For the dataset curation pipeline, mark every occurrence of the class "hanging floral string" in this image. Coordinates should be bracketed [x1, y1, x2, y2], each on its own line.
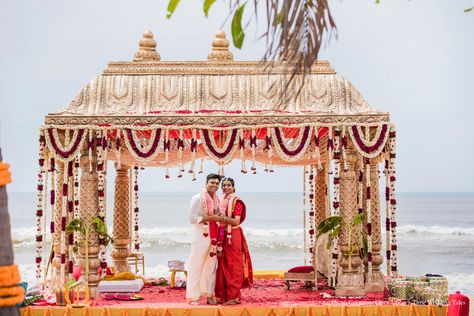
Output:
[308, 164, 316, 266]
[384, 150, 391, 276]
[327, 126, 334, 163]
[35, 132, 46, 282]
[265, 128, 274, 172]
[239, 129, 247, 174]
[189, 129, 198, 181]
[65, 160, 74, 280]
[87, 129, 94, 173]
[97, 130, 107, 270]
[330, 127, 341, 287]
[313, 127, 323, 170]
[357, 157, 365, 262]
[341, 127, 348, 171]
[251, 129, 257, 174]
[388, 127, 398, 277]
[365, 157, 373, 280]
[60, 161, 70, 282]
[115, 129, 122, 169]
[73, 156, 80, 218]
[133, 166, 140, 252]
[177, 129, 185, 178]
[303, 165, 307, 266]
[49, 157, 56, 266]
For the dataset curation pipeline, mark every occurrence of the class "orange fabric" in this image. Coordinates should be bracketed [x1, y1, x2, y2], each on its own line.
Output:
[0, 162, 12, 186]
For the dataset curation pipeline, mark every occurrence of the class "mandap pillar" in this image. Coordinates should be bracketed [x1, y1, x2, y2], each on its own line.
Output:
[111, 164, 131, 273]
[314, 163, 331, 277]
[336, 144, 365, 296]
[365, 160, 385, 292]
[78, 149, 101, 297]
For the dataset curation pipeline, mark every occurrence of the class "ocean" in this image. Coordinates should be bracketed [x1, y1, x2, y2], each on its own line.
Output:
[7, 191, 474, 296]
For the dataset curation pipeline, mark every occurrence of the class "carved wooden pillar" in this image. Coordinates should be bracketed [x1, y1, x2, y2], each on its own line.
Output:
[78, 149, 100, 297]
[315, 163, 329, 226]
[111, 165, 131, 273]
[52, 162, 64, 284]
[336, 144, 365, 296]
[365, 160, 385, 292]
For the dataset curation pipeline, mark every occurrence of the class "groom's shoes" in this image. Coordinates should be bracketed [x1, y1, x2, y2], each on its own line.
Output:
[188, 300, 200, 306]
[206, 297, 217, 305]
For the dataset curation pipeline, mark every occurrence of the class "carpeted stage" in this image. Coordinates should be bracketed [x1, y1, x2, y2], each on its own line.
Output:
[20, 279, 447, 316]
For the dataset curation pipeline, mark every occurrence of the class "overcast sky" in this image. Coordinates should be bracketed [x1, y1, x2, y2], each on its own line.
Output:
[0, 0, 473, 192]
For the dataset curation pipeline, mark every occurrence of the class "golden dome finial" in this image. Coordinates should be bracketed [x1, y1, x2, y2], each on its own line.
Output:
[207, 30, 233, 61]
[134, 30, 161, 62]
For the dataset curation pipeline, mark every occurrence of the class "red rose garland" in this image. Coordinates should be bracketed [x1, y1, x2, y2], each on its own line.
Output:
[133, 166, 140, 251]
[250, 129, 257, 174]
[49, 157, 56, 267]
[384, 152, 391, 276]
[188, 129, 197, 181]
[303, 165, 308, 266]
[348, 124, 389, 158]
[177, 129, 185, 178]
[35, 132, 46, 282]
[364, 157, 373, 279]
[44, 128, 86, 161]
[66, 160, 74, 278]
[239, 129, 247, 174]
[308, 164, 316, 266]
[272, 126, 313, 162]
[124, 128, 162, 162]
[201, 129, 239, 162]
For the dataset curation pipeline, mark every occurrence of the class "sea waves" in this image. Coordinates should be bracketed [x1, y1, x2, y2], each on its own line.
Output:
[11, 224, 474, 251]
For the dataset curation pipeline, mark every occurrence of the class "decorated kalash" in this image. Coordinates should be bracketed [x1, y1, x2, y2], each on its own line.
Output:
[20, 30, 452, 316]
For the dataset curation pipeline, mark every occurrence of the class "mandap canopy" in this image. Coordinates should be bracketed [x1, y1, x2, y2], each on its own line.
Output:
[34, 30, 399, 297]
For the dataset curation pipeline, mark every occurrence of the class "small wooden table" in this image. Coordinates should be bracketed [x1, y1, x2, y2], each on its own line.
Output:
[283, 271, 324, 290]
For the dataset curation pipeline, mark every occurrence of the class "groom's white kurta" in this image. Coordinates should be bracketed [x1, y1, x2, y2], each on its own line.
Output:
[186, 193, 217, 301]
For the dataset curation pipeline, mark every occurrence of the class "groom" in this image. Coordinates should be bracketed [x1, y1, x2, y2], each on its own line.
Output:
[186, 173, 222, 305]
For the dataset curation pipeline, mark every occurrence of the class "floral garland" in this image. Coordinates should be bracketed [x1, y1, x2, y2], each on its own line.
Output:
[388, 127, 398, 277]
[365, 157, 373, 280]
[313, 127, 322, 170]
[250, 129, 257, 174]
[327, 126, 334, 163]
[341, 127, 348, 171]
[60, 161, 70, 282]
[303, 166, 307, 266]
[97, 130, 107, 269]
[266, 128, 274, 172]
[115, 129, 122, 169]
[239, 130, 247, 174]
[348, 124, 389, 158]
[384, 154, 391, 276]
[123, 128, 163, 163]
[188, 129, 197, 181]
[133, 167, 140, 251]
[308, 165, 316, 266]
[201, 129, 239, 163]
[330, 128, 341, 287]
[178, 129, 186, 178]
[73, 156, 80, 219]
[66, 160, 74, 279]
[44, 128, 87, 162]
[35, 133, 46, 282]
[271, 126, 313, 162]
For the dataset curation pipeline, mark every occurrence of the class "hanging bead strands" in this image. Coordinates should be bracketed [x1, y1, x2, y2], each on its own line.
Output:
[49, 157, 56, 271]
[314, 127, 323, 171]
[60, 161, 70, 283]
[66, 160, 74, 279]
[384, 149, 391, 276]
[35, 132, 46, 282]
[330, 127, 341, 287]
[388, 127, 398, 277]
[73, 156, 80, 218]
[341, 127, 348, 172]
[133, 166, 140, 252]
[265, 127, 274, 172]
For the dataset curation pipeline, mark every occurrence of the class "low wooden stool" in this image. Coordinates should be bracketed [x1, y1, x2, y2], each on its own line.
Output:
[284, 271, 324, 290]
[169, 269, 187, 288]
[127, 252, 145, 275]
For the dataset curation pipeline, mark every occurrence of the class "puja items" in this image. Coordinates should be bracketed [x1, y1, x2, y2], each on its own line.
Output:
[168, 260, 185, 271]
[386, 275, 448, 304]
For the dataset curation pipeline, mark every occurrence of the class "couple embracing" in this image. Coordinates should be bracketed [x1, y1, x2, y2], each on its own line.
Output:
[186, 173, 253, 305]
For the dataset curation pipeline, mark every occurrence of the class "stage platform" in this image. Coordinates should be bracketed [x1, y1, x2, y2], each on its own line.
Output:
[20, 279, 448, 316]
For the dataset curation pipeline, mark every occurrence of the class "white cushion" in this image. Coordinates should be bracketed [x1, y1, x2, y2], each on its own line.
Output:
[98, 278, 144, 293]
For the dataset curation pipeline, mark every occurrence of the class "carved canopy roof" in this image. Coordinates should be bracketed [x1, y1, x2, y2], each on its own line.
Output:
[45, 30, 389, 126]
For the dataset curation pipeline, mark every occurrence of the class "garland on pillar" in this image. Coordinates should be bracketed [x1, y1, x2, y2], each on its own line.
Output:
[67, 160, 74, 279]
[303, 165, 307, 266]
[133, 166, 140, 251]
[250, 129, 257, 174]
[384, 152, 391, 276]
[35, 132, 46, 282]
[313, 127, 322, 170]
[341, 127, 348, 172]
[60, 161, 70, 282]
[49, 157, 56, 265]
[189, 129, 197, 181]
[265, 128, 274, 172]
[97, 130, 107, 269]
[115, 129, 122, 169]
[239, 129, 247, 174]
[177, 129, 185, 178]
[73, 156, 80, 219]
[308, 164, 316, 266]
[330, 127, 341, 287]
[388, 127, 398, 277]
[365, 157, 373, 280]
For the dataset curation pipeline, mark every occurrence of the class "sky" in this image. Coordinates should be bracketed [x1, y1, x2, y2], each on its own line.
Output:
[0, 0, 473, 193]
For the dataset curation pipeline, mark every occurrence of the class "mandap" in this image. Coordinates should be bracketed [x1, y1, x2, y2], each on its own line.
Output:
[33, 30, 399, 298]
